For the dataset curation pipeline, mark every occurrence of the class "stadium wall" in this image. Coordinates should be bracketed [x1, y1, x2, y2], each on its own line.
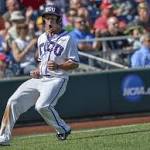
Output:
[0, 68, 150, 123]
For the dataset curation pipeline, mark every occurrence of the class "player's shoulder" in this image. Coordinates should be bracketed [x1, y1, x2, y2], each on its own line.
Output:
[38, 32, 47, 43]
[58, 30, 73, 42]
[38, 32, 47, 39]
[60, 30, 70, 38]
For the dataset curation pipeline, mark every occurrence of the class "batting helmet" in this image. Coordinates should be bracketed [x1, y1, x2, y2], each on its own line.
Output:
[42, 5, 62, 18]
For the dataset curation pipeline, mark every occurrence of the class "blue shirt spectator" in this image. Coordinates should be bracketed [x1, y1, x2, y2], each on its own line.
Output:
[70, 28, 94, 42]
[70, 16, 96, 51]
[131, 33, 150, 68]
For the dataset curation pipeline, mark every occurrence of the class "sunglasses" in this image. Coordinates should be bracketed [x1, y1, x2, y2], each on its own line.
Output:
[76, 20, 85, 24]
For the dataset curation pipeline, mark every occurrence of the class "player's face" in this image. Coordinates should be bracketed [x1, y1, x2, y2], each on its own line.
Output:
[43, 14, 58, 33]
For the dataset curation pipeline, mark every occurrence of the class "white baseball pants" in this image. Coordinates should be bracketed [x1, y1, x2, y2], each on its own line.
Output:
[0, 77, 70, 140]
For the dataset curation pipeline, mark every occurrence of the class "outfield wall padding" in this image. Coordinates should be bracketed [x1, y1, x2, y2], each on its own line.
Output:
[0, 68, 150, 123]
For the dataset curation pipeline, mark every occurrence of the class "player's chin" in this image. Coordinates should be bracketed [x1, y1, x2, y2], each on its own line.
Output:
[47, 28, 53, 33]
[47, 26, 56, 33]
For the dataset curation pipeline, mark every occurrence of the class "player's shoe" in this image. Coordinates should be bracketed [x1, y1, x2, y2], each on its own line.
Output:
[56, 129, 71, 141]
[0, 135, 10, 146]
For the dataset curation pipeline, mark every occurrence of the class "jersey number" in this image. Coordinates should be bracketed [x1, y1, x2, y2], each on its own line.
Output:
[39, 41, 64, 56]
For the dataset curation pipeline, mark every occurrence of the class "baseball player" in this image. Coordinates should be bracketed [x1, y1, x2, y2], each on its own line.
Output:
[0, 5, 79, 145]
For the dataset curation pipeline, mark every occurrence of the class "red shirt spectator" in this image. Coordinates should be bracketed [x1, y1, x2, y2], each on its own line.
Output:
[94, 0, 113, 32]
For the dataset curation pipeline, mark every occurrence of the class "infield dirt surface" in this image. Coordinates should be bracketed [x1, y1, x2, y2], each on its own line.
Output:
[12, 114, 150, 136]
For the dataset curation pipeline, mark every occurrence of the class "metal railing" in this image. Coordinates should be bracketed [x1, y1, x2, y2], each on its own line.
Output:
[79, 36, 131, 42]
[78, 35, 133, 69]
[79, 51, 128, 69]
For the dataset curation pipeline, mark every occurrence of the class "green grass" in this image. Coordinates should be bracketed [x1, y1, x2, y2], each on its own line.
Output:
[1, 123, 150, 150]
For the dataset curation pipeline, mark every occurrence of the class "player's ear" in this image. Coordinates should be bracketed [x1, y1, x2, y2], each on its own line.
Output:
[56, 17, 62, 26]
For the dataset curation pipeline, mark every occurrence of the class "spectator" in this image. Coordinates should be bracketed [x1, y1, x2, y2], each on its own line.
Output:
[27, 19, 36, 39]
[86, 0, 100, 24]
[35, 16, 44, 37]
[125, 23, 144, 51]
[105, 16, 129, 53]
[77, 6, 89, 19]
[94, 1, 113, 35]
[63, 0, 84, 28]
[70, 16, 96, 51]
[123, 23, 144, 66]
[131, 33, 150, 68]
[95, 16, 129, 52]
[64, 8, 77, 32]
[0, 15, 14, 66]
[0, 15, 7, 53]
[131, 2, 150, 32]
[94, 16, 130, 63]
[25, 7, 38, 24]
[2, 0, 20, 21]
[77, 6, 94, 33]
[7, 10, 25, 47]
[25, 7, 40, 33]
[112, 0, 137, 23]
[11, 23, 37, 75]
[69, 0, 84, 10]
[0, 53, 14, 78]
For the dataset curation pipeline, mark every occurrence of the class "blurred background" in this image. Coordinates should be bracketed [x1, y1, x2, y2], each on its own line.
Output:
[0, 0, 150, 78]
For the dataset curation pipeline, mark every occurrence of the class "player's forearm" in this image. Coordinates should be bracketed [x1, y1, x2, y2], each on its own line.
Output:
[58, 61, 79, 71]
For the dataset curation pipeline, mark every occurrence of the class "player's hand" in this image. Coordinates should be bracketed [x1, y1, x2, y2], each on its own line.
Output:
[47, 61, 58, 70]
[30, 68, 40, 78]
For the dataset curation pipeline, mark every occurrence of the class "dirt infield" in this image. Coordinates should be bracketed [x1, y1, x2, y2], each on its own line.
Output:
[12, 114, 150, 136]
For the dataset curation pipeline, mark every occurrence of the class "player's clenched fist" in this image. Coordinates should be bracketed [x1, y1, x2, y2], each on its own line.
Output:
[47, 61, 58, 70]
[30, 68, 40, 78]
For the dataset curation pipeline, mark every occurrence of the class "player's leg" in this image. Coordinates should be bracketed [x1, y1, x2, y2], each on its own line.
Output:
[35, 77, 71, 139]
[0, 78, 40, 144]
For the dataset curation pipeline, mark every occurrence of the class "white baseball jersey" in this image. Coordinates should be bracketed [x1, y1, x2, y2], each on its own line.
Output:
[38, 30, 79, 78]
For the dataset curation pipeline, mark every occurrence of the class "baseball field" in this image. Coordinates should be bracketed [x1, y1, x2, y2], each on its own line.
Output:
[0, 122, 150, 150]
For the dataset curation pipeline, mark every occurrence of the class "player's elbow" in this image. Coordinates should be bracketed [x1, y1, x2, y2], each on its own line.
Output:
[70, 63, 79, 70]
[74, 63, 79, 69]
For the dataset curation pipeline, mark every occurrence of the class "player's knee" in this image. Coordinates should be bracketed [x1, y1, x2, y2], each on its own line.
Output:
[35, 104, 42, 112]
[35, 104, 47, 113]
[6, 100, 19, 114]
[7, 100, 17, 108]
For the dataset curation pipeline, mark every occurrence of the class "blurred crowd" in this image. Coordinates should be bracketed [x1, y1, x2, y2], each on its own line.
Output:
[0, 0, 150, 79]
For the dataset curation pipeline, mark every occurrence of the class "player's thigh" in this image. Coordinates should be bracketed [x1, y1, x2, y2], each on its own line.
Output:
[8, 78, 40, 109]
[36, 77, 68, 107]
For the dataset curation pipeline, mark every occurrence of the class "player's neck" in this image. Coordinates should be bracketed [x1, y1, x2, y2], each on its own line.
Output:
[47, 32, 55, 37]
